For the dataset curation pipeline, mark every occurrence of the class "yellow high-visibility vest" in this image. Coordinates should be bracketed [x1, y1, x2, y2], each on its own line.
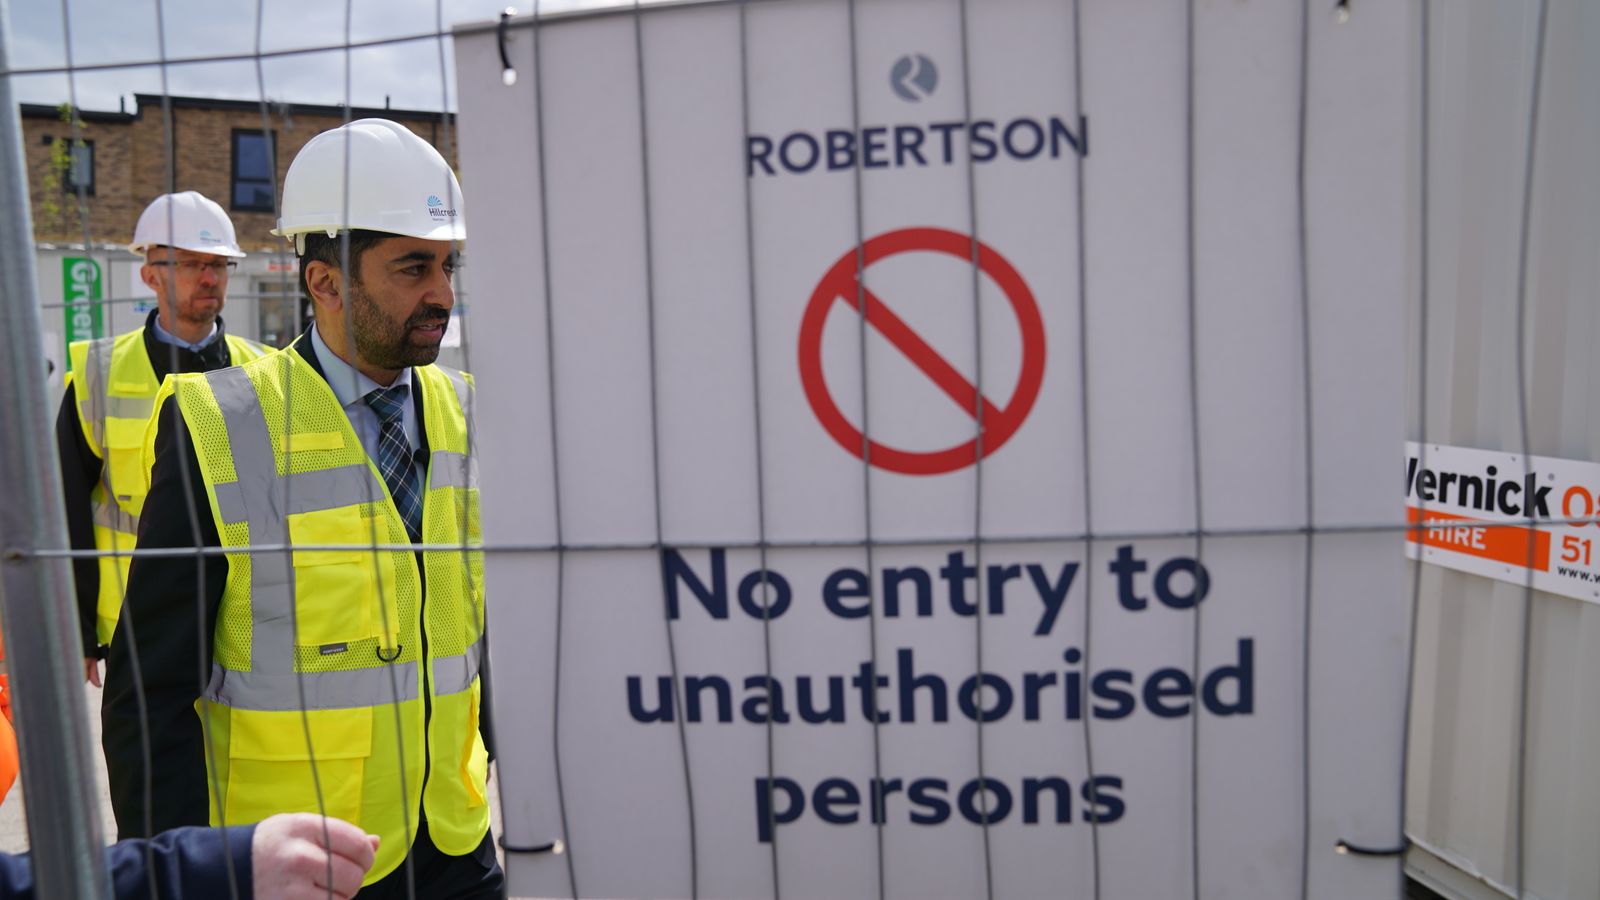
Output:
[156, 348, 488, 885]
[66, 328, 270, 645]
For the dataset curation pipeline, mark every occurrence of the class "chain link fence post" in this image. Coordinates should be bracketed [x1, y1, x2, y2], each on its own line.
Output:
[0, 0, 114, 895]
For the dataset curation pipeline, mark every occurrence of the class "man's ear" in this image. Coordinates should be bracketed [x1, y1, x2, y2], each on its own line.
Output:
[304, 260, 345, 313]
[138, 262, 162, 293]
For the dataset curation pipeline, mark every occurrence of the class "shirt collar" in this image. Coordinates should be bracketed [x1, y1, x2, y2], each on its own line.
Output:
[149, 313, 220, 352]
[310, 322, 413, 409]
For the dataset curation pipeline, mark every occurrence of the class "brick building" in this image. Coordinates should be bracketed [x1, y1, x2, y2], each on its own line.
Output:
[22, 93, 457, 250]
[21, 94, 462, 376]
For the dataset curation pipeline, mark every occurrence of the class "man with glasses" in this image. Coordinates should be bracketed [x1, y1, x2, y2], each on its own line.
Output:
[56, 191, 270, 688]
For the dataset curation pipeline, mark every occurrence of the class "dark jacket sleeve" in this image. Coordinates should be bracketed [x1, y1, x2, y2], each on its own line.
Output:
[0, 824, 254, 900]
[0, 849, 32, 899]
[479, 638, 496, 762]
[102, 395, 225, 840]
[0, 850, 32, 898]
[105, 823, 256, 900]
[56, 387, 105, 658]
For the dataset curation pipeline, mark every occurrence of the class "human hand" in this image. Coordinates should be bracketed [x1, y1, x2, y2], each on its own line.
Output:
[250, 812, 381, 900]
[84, 657, 102, 688]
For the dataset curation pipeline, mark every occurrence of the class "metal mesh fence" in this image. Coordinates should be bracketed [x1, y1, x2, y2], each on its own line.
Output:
[0, 1, 1587, 898]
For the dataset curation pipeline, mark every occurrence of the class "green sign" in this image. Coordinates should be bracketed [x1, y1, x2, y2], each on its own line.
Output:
[62, 256, 103, 368]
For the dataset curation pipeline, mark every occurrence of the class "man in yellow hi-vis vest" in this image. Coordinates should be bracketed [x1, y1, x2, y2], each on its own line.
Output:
[103, 119, 498, 898]
[57, 191, 270, 686]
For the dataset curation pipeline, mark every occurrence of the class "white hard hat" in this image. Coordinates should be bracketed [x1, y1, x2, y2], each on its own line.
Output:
[129, 191, 246, 258]
[272, 118, 465, 255]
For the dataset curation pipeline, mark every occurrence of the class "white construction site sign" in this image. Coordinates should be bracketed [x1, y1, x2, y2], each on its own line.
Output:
[1406, 441, 1600, 604]
[456, 1, 1411, 897]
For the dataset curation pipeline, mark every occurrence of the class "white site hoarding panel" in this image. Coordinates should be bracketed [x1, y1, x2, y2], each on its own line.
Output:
[455, 2, 1410, 898]
[1401, 3, 1600, 899]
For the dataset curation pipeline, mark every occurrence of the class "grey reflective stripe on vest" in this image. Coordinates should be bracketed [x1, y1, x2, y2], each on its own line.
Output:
[77, 337, 117, 450]
[92, 498, 139, 535]
[438, 366, 477, 452]
[439, 366, 471, 414]
[201, 366, 407, 711]
[212, 464, 378, 524]
[431, 636, 484, 698]
[104, 395, 155, 420]
[204, 660, 420, 711]
[428, 450, 477, 490]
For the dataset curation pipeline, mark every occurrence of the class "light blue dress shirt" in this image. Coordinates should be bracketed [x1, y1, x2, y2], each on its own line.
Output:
[309, 324, 421, 485]
[150, 315, 219, 352]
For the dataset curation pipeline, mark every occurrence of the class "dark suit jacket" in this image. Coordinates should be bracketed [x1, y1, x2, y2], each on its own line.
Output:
[0, 823, 255, 899]
[103, 333, 493, 841]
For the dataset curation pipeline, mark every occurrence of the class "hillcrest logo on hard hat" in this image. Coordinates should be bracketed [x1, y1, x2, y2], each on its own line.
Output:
[426, 194, 457, 221]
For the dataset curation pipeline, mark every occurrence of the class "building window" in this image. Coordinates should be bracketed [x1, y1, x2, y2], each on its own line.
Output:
[67, 139, 94, 194]
[232, 129, 276, 212]
[42, 135, 94, 195]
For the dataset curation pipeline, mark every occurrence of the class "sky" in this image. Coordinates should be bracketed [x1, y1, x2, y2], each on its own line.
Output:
[4, 0, 629, 114]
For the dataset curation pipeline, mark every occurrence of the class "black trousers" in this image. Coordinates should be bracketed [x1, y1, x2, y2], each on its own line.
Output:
[357, 819, 504, 899]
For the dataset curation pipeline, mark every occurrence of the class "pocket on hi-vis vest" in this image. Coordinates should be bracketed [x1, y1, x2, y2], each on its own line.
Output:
[287, 506, 391, 645]
[462, 680, 488, 808]
[223, 707, 372, 826]
[104, 421, 151, 508]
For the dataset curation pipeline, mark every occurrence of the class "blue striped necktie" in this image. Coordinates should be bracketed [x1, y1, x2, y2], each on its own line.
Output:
[363, 384, 422, 542]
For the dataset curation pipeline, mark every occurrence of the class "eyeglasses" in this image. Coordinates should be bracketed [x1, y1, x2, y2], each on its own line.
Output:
[150, 259, 238, 276]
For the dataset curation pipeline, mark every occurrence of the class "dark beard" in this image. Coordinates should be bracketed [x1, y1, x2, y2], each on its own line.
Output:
[348, 282, 448, 370]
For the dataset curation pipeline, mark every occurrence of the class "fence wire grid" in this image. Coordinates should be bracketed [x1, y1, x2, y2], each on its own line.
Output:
[0, 1, 1585, 899]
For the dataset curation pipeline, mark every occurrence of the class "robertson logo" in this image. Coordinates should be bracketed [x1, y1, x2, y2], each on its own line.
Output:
[1405, 455, 1552, 518]
[889, 53, 938, 102]
[746, 51, 1086, 178]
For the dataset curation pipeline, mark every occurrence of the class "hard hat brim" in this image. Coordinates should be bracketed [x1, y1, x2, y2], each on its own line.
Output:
[269, 221, 467, 243]
[129, 241, 249, 259]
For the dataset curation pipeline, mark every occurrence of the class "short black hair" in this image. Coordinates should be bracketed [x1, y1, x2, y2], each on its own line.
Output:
[297, 229, 389, 298]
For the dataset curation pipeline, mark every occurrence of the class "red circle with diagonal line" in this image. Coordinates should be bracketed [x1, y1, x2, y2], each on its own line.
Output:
[798, 227, 1046, 476]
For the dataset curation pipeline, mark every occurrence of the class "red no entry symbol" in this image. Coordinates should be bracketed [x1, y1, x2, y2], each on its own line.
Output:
[798, 227, 1047, 476]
